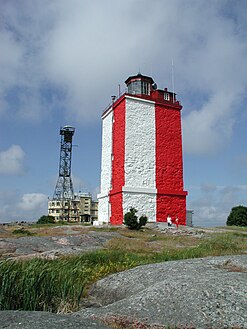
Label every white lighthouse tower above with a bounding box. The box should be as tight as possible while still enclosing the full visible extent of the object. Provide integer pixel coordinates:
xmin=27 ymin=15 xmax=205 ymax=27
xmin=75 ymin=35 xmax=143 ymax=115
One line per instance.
xmin=98 ymin=73 xmax=187 ymax=225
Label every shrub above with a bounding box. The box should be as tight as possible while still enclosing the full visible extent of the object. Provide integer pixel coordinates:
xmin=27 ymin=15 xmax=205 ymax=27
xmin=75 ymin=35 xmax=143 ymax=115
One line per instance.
xmin=37 ymin=215 xmax=55 ymax=224
xmin=226 ymin=205 xmax=247 ymax=227
xmin=12 ymin=228 xmax=33 ymax=236
xmin=124 ymin=208 xmax=148 ymax=230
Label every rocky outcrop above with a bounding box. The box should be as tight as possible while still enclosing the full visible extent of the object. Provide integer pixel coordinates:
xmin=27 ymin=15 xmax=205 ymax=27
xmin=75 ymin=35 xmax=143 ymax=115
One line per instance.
xmin=0 ymin=231 xmax=120 ymax=259
xmin=0 ymin=226 xmax=246 ymax=328
xmin=75 ymin=255 xmax=247 ymax=329
xmin=0 ymin=255 xmax=246 ymax=328
xmin=0 ymin=310 xmax=111 ymax=329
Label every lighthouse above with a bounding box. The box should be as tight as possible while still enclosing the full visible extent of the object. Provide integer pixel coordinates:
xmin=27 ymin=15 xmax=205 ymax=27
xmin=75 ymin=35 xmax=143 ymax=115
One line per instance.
xmin=98 ymin=73 xmax=187 ymax=225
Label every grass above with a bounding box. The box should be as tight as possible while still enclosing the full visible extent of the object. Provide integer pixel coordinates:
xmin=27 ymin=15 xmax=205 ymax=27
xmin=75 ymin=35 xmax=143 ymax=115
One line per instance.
xmin=0 ymin=250 xmax=143 ymax=312
xmin=215 ymin=225 xmax=247 ymax=232
xmin=106 ymin=237 xmax=156 ymax=254
xmin=12 ymin=228 xmax=34 ymax=236
xmin=0 ymin=223 xmax=92 ymax=238
xmin=0 ymin=229 xmax=246 ymax=313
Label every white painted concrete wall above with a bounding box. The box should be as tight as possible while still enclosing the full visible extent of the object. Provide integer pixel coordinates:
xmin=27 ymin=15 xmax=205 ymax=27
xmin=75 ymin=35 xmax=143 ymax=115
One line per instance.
xmin=123 ymin=191 xmax=156 ymax=222
xmin=123 ymin=97 xmax=156 ymax=221
xmin=125 ymin=97 xmax=156 ymax=189
xmin=98 ymin=196 xmax=111 ymax=224
xmin=98 ymin=109 xmax=113 ymax=223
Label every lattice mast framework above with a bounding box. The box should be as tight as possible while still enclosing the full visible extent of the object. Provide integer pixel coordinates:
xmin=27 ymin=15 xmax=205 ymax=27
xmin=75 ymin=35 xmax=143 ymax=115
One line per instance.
xmin=53 ymin=126 xmax=75 ymax=201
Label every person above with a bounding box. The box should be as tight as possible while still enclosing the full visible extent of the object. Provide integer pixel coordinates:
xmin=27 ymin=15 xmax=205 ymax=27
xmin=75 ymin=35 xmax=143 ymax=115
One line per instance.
xmin=167 ymin=215 xmax=172 ymax=227
xmin=175 ymin=217 xmax=179 ymax=229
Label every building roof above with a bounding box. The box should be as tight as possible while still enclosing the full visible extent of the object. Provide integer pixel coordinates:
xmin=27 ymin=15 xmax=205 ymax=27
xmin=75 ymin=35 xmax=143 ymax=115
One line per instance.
xmin=125 ymin=73 xmax=154 ymax=85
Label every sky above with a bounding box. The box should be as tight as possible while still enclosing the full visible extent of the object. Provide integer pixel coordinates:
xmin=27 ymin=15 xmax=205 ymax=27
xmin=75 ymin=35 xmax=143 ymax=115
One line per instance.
xmin=0 ymin=0 xmax=246 ymax=227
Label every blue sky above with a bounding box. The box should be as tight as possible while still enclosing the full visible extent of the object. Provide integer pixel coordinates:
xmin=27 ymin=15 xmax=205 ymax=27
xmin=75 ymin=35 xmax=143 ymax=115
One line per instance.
xmin=0 ymin=0 xmax=246 ymax=226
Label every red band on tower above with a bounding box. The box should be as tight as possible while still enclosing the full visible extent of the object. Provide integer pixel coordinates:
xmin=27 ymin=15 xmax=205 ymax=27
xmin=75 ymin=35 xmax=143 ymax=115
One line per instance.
xmin=155 ymin=103 xmax=187 ymax=224
xmin=109 ymin=98 xmax=126 ymax=224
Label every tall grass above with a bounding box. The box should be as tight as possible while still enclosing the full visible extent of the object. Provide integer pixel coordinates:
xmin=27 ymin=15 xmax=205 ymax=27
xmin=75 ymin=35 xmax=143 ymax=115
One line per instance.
xmin=0 ymin=250 xmax=142 ymax=312
xmin=0 ymin=232 xmax=245 ymax=313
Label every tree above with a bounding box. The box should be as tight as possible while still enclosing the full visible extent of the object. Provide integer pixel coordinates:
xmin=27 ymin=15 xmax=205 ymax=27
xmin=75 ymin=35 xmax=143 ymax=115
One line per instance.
xmin=124 ymin=207 xmax=148 ymax=230
xmin=226 ymin=205 xmax=247 ymax=227
xmin=37 ymin=215 xmax=55 ymax=224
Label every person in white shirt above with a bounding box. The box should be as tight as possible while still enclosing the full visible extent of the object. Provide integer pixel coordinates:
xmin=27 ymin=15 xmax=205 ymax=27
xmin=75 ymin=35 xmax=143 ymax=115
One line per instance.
xmin=167 ymin=215 xmax=172 ymax=227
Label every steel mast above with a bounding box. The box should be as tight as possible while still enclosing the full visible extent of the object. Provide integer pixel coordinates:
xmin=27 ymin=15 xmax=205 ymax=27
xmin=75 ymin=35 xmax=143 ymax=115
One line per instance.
xmin=53 ymin=126 xmax=75 ymax=202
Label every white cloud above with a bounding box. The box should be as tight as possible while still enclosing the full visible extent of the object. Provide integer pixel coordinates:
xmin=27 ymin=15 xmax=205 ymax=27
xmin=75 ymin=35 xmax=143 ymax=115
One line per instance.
xmin=17 ymin=193 xmax=47 ymax=212
xmin=188 ymin=184 xmax=247 ymax=227
xmin=0 ymin=28 xmax=24 ymax=117
xmin=0 ymin=0 xmax=246 ymax=152
xmin=0 ymin=1 xmax=58 ymax=122
xmin=39 ymin=0 xmax=243 ymax=153
xmin=200 ymin=184 xmax=217 ymax=194
xmin=0 ymin=145 xmax=25 ymax=175
xmin=71 ymin=175 xmax=87 ymax=193
xmin=42 ymin=1 xmax=159 ymax=122
xmin=0 ymin=191 xmax=48 ymax=223
xmin=172 ymin=2 xmax=247 ymax=155
xmin=71 ymin=175 xmax=99 ymax=200
xmin=0 ymin=190 xmax=17 ymax=222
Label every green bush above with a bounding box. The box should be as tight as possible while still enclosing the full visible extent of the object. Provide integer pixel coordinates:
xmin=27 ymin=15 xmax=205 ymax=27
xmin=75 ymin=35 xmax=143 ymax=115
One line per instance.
xmin=124 ymin=208 xmax=148 ymax=230
xmin=227 ymin=205 xmax=247 ymax=227
xmin=37 ymin=215 xmax=55 ymax=224
xmin=12 ymin=228 xmax=33 ymax=236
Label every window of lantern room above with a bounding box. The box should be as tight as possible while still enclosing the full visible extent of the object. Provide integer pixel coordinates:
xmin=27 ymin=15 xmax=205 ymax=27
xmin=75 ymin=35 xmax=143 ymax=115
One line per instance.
xmin=128 ymin=80 xmax=150 ymax=95
xmin=164 ymin=93 xmax=170 ymax=101
xmin=141 ymin=81 xmax=150 ymax=95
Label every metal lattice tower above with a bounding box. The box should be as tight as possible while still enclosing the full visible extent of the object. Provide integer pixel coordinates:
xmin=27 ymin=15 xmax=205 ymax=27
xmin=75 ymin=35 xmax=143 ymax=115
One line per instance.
xmin=53 ymin=125 xmax=75 ymax=201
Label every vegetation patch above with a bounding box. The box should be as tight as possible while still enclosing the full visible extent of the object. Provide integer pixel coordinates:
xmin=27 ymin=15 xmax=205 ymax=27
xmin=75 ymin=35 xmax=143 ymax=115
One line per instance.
xmin=12 ymin=228 xmax=34 ymax=236
xmin=124 ymin=208 xmax=148 ymax=230
xmin=0 ymin=250 xmax=142 ymax=313
xmin=0 ymin=229 xmax=246 ymax=313
xmin=217 ymin=226 xmax=247 ymax=232
xmin=105 ymin=237 xmax=156 ymax=254
xmin=227 ymin=205 xmax=247 ymax=227
xmin=37 ymin=215 xmax=55 ymax=225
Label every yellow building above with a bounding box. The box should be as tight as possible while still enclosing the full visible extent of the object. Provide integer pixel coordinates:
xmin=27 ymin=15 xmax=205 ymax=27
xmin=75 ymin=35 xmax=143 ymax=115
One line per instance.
xmin=48 ymin=193 xmax=98 ymax=223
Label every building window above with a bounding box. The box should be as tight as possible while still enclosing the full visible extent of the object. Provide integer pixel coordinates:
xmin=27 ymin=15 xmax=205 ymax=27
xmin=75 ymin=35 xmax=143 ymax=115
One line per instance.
xmin=164 ymin=93 xmax=170 ymax=101
xmin=128 ymin=80 xmax=150 ymax=95
xmin=56 ymin=201 xmax=60 ymax=206
xmin=141 ymin=81 xmax=150 ymax=95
